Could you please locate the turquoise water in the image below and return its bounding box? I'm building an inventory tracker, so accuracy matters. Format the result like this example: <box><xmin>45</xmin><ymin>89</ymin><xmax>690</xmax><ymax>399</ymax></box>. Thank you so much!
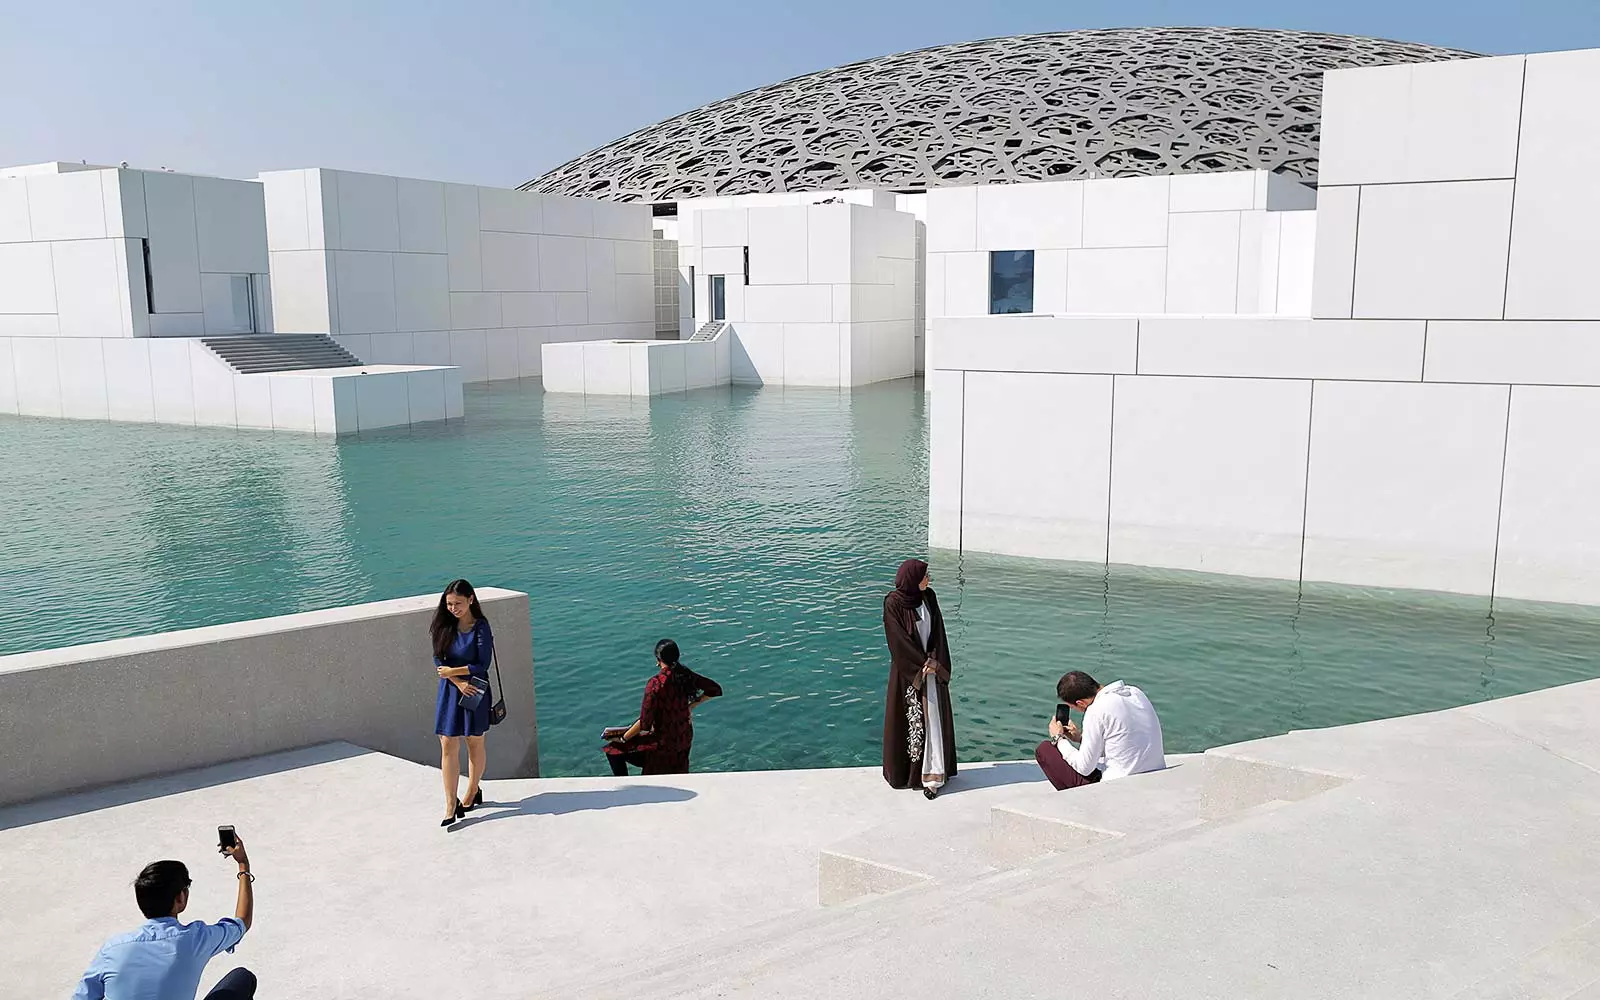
<box><xmin>4</xmin><ymin>379</ymin><xmax>1600</xmax><ymax>777</ymax></box>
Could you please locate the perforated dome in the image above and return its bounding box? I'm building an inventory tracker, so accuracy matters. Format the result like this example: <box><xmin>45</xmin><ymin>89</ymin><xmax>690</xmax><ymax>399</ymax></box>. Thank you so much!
<box><xmin>522</xmin><ymin>27</ymin><xmax>1476</xmax><ymax>203</ymax></box>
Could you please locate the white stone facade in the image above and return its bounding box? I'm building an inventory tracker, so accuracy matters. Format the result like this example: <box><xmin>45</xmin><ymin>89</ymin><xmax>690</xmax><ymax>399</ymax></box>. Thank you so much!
<box><xmin>261</xmin><ymin>168</ymin><xmax>655</xmax><ymax>382</ymax></box>
<box><xmin>928</xmin><ymin>47</ymin><xmax>1600</xmax><ymax>607</ymax></box>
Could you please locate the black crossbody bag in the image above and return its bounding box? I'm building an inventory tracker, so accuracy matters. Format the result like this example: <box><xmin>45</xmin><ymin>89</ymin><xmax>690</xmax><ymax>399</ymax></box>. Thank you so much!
<box><xmin>474</xmin><ymin>626</ymin><xmax>508</xmax><ymax>726</ymax></box>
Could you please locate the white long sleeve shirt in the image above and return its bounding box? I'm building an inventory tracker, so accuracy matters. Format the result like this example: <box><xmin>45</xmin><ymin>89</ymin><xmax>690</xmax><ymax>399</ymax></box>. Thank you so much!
<box><xmin>1058</xmin><ymin>680</ymin><xmax>1166</xmax><ymax>780</ymax></box>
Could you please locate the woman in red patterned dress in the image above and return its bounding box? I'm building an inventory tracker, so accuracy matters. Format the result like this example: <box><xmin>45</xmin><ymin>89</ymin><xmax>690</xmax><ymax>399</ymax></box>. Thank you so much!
<box><xmin>603</xmin><ymin>639</ymin><xmax>723</xmax><ymax>775</ymax></box>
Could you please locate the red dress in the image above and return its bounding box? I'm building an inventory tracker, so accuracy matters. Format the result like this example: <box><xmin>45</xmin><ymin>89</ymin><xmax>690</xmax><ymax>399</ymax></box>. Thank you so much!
<box><xmin>605</xmin><ymin>666</ymin><xmax>722</xmax><ymax>774</ymax></box>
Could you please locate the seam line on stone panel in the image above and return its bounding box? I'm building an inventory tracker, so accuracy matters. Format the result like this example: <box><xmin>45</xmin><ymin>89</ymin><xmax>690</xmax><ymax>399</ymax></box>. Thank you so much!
<box><xmin>1347</xmin><ymin>187</ymin><xmax>1362</xmax><ymax>320</ymax></box>
<box><xmin>1488</xmin><ymin>383</ymin><xmax>1514</xmax><ymax>609</ymax></box>
<box><xmin>957</xmin><ymin>370</ymin><xmax>966</xmax><ymax>553</ymax></box>
<box><xmin>1296</xmin><ymin>379</ymin><xmax>1317</xmax><ymax>591</ymax></box>
<box><xmin>1501</xmin><ymin>58</ymin><xmax>1529</xmax><ymax>322</ymax></box>
<box><xmin>1104</xmin><ymin>374</ymin><xmax>1116</xmax><ymax>568</ymax></box>
<box><xmin>1419</xmin><ymin>319</ymin><xmax>1430</xmax><ymax>382</ymax></box>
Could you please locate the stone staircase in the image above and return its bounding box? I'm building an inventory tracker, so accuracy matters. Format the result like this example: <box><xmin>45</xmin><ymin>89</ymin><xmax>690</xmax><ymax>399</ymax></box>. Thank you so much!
<box><xmin>201</xmin><ymin>334</ymin><xmax>363</xmax><ymax>374</ymax></box>
<box><xmin>688</xmin><ymin>320</ymin><xmax>726</xmax><ymax>342</ymax></box>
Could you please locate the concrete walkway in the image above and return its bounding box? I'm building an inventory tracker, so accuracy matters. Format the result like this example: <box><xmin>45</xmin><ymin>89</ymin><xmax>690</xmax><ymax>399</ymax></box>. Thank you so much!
<box><xmin>5</xmin><ymin>678</ymin><xmax>1600</xmax><ymax>999</ymax></box>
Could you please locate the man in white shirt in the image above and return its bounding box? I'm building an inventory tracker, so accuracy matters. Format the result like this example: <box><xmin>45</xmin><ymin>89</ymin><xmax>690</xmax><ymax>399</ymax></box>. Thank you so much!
<box><xmin>1036</xmin><ymin>670</ymin><xmax>1166</xmax><ymax>790</ymax></box>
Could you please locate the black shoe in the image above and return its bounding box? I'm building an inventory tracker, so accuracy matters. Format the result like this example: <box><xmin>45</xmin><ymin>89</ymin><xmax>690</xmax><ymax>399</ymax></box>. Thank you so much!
<box><xmin>923</xmin><ymin>786</ymin><xmax>939</xmax><ymax>800</ymax></box>
<box><xmin>441</xmin><ymin>801</ymin><xmax>466</xmax><ymax>827</ymax></box>
<box><xmin>460</xmin><ymin>788</ymin><xmax>483</xmax><ymax>812</ymax></box>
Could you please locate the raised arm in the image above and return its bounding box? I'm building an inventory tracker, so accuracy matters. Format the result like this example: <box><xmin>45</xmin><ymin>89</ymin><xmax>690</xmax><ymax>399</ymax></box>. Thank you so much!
<box><xmin>1061</xmin><ymin>710</ymin><xmax>1107</xmax><ymax>778</ymax></box>
<box><xmin>691</xmin><ymin>669</ymin><xmax>722</xmax><ymax>703</ymax></box>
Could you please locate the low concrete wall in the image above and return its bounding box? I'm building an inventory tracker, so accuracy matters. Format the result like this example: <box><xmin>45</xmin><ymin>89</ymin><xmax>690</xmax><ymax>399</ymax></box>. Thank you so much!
<box><xmin>0</xmin><ymin>588</ymin><xmax>538</xmax><ymax>807</ymax></box>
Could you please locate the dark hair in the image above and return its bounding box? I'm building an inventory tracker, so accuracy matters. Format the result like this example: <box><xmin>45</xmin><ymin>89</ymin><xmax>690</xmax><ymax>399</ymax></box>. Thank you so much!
<box><xmin>134</xmin><ymin>860</ymin><xmax>190</xmax><ymax>918</ymax></box>
<box><xmin>654</xmin><ymin>638</ymin><xmax>695</xmax><ymax>696</ymax></box>
<box><xmin>430</xmin><ymin>579</ymin><xmax>486</xmax><ymax>659</ymax></box>
<box><xmin>1056</xmin><ymin>670</ymin><xmax>1101</xmax><ymax>704</ymax></box>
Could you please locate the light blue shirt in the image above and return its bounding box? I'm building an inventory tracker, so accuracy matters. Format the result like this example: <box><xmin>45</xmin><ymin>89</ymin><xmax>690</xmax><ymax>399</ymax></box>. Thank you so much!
<box><xmin>73</xmin><ymin>916</ymin><xmax>246</xmax><ymax>1000</ymax></box>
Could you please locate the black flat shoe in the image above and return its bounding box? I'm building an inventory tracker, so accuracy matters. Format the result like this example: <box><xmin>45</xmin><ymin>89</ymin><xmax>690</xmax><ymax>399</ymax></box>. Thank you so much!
<box><xmin>923</xmin><ymin>786</ymin><xmax>939</xmax><ymax>800</ymax></box>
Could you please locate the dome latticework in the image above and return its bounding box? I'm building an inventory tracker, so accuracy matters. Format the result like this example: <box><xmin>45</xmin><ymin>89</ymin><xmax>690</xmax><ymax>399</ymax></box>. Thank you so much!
<box><xmin>522</xmin><ymin>27</ymin><xmax>1477</xmax><ymax>202</ymax></box>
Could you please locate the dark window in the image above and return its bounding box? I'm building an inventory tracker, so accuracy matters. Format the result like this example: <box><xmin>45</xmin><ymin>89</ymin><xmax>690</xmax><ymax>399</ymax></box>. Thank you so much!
<box><xmin>142</xmin><ymin>239</ymin><xmax>155</xmax><ymax>313</ymax></box>
<box><xmin>710</xmin><ymin>275</ymin><xmax>726</xmax><ymax>321</ymax></box>
<box><xmin>989</xmin><ymin>250</ymin><xmax>1034</xmax><ymax>315</ymax></box>
<box><xmin>742</xmin><ymin>245</ymin><xmax>750</xmax><ymax>285</ymax></box>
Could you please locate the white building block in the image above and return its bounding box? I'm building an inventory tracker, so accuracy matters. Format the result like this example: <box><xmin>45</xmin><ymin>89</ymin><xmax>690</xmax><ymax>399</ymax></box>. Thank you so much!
<box><xmin>1301</xmin><ymin>380</ymin><xmax>1508</xmax><ymax>595</ymax></box>
<box><xmin>267</xmin><ymin>250</ymin><xmax>334</xmax><ymax>334</ymax></box>
<box><xmin>193</xmin><ymin>176</ymin><xmax>268</xmax><ymax>274</ymax></box>
<box><xmin>103</xmin><ymin>170</ymin><xmax>147</xmax><ymax>239</ymax></box>
<box><xmin>449</xmin><ymin>329</ymin><xmax>489</xmax><ymax>382</ymax></box>
<box><xmin>731</xmin><ymin>325</ymin><xmax>783</xmax><ymax>383</ymax></box>
<box><xmin>354</xmin><ymin>371</ymin><xmax>410</xmax><ymax>430</ymax></box>
<box><xmin>538</xmin><ymin>235</ymin><xmax>587</xmax><ymax>292</ymax></box>
<box><xmin>940</xmin><ymin>251</ymin><xmax>988</xmax><ymax>317</ymax></box>
<box><xmin>516</xmin><ymin>328</ymin><xmax>545</xmax><ymax>378</ymax></box>
<box><xmin>367</xmin><ymin>332</ymin><xmax>419</xmax><ymax>365</ymax></box>
<box><xmin>407</xmin><ymin>369</ymin><xmax>448</xmax><ymax>421</ymax></box>
<box><xmin>927</xmin><ymin>367</ymin><xmax>964</xmax><ymax>548</ymax></box>
<box><xmin>485</xmin><ymin>328</ymin><xmax>519</xmax><ymax>380</ymax></box>
<box><xmin>1275</xmin><ymin>211</ymin><xmax>1317</xmax><ymax>316</ymax></box>
<box><xmin>930</xmin><ymin>316</ymin><xmax>1136</xmax><ymax>374</ymax></box>
<box><xmin>261</xmin><ymin>171</ymin><xmax>311</xmax><ymax>251</ymax></box>
<box><xmin>540</xmin><ymin>341</ymin><xmax>586</xmax><ymax>392</ymax></box>
<box><xmin>11</xmin><ymin>337</ymin><xmax>61</xmax><ymax>416</ymax></box>
<box><xmin>1109</xmin><ymin>375</ymin><xmax>1311</xmax><ymax>580</ymax></box>
<box><xmin>189</xmin><ymin>345</ymin><xmax>236</xmax><ymax>426</ymax></box>
<box><xmin>1309</xmin><ymin>186</ymin><xmax>1358</xmax><ymax>319</ymax></box>
<box><xmin>1495</xmin><ymin>385</ymin><xmax>1600</xmax><ymax>604</ymax></box>
<box><xmin>267</xmin><ymin>376</ymin><xmax>317</xmax><ymax>432</ymax></box>
<box><xmin>148</xmin><ymin>338</ymin><xmax>195</xmax><ymax>425</ymax></box>
<box><xmin>580</xmin><ymin>340</ymin><xmax>634</xmax><ymax>394</ymax></box>
<box><xmin>701</xmin><ymin>246</ymin><xmax>744</xmax><ymax>276</ymax></box>
<box><xmin>1423</xmin><ymin>321</ymin><xmax>1600</xmax><ymax>386</ymax></box>
<box><xmin>749</xmin><ymin>207</ymin><xmax>808</xmax><ymax>284</ymax></box>
<box><xmin>924</xmin><ymin>185</ymin><xmax>977</xmax><ymax>252</ymax></box>
<box><xmin>585</xmin><ymin>239</ymin><xmax>615</xmax><ymax>290</ymax></box>
<box><xmin>1353</xmin><ymin>179</ymin><xmax>1513</xmax><ymax>320</ymax></box>
<box><xmin>200</xmin><ymin>273</ymin><xmax>257</xmax><ymax>335</ymax></box>
<box><xmin>143</xmin><ymin>171</ymin><xmax>203</xmax><ymax>314</ymax></box>
<box><xmin>615</xmin><ymin>239</ymin><xmax>650</xmax><ymax>275</ymax></box>
<box><xmin>502</xmin><ymin>292</ymin><xmax>557</xmax><ymax>327</ymax></box>
<box><xmin>309</xmin><ymin>379</ymin><xmax>338</xmax><ymax>435</ymax></box>
<box><xmin>780</xmin><ymin>323</ymin><xmax>841</xmax><ymax>386</ymax></box>
<box><xmin>1136</xmin><ymin>318</ymin><xmax>1425</xmax><ymax>381</ymax></box>
<box><xmin>333</xmin><ymin>171</ymin><xmax>400</xmax><ymax>252</ymax></box>
<box><xmin>396</xmin><ymin>178</ymin><xmax>448</xmax><ymax>254</ymax></box>
<box><xmin>1031</xmin><ymin>248</ymin><xmax>1068</xmax><ymax>314</ymax></box>
<box><xmin>647</xmin><ymin>343</ymin><xmax>688</xmax><ymax>394</ymax></box>
<box><xmin>806</xmin><ymin>205</ymin><xmax>852</xmax><ymax>284</ymax></box>
<box><xmin>554</xmin><ymin>292</ymin><xmax>587</xmax><ymax>325</ymax></box>
<box><xmin>1320</xmin><ymin>58</ymin><xmax>1525</xmax><ymax>186</ymax></box>
<box><xmin>1082</xmin><ymin>176</ymin><xmax>1169</xmax><ymax>248</ymax></box>
<box><xmin>55</xmin><ymin>338</ymin><xmax>109</xmax><ymax>419</ymax></box>
<box><xmin>392</xmin><ymin>253</ymin><xmax>451</xmax><ymax>332</ymax></box>
<box><xmin>973</xmin><ymin>179</ymin><xmax>1084</xmax><ymax>251</ymax></box>
<box><xmin>0</xmin><ymin>242</ymin><xmax>58</xmax><ymax>314</ymax></box>
<box><xmin>0</xmin><ymin>338</ymin><xmax>17</xmax><ymax>413</ymax></box>
<box><xmin>0</xmin><ymin>178</ymin><xmax>31</xmax><ymax>242</ymax></box>
<box><xmin>1165</xmin><ymin>211</ymin><xmax>1241</xmax><ymax>314</ymax></box>
<box><xmin>1504</xmin><ymin>48</ymin><xmax>1600</xmax><ymax>320</ymax></box>
<box><xmin>25</xmin><ymin>171</ymin><xmax>106</xmax><ymax>241</ymax></box>
<box><xmin>1066</xmin><ymin>248</ymin><xmax>1166</xmax><ymax>313</ymax></box>
<box><xmin>1169</xmin><ymin>172</ymin><xmax>1256</xmax><ymax>213</ymax></box>
<box><xmin>333</xmin><ymin>251</ymin><xmax>398</xmax><ymax>334</ymax></box>
<box><xmin>477</xmin><ymin>187</ymin><xmax>542</xmax><ymax>235</ymax></box>
<box><xmin>232</xmin><ymin>375</ymin><xmax>275</xmax><ymax>430</ymax></box>
<box><xmin>0</xmin><ymin>315</ymin><xmax>58</xmax><ymax>336</ymax></box>
<box><xmin>149</xmin><ymin>313</ymin><xmax>205</xmax><ymax>337</ymax></box>
<box><xmin>482</xmin><ymin>231</ymin><xmax>541</xmax><ymax>292</ymax></box>
<box><xmin>618</xmin><ymin>273</ymin><xmax>653</xmax><ymax>324</ymax></box>
<box><xmin>743</xmin><ymin>285</ymin><xmax>832</xmax><ymax>324</ymax></box>
<box><xmin>52</xmin><ymin>240</ymin><xmax>127</xmax><ymax>337</ymax></box>
<box><xmin>100</xmin><ymin>339</ymin><xmax>155</xmax><ymax>422</ymax></box>
<box><xmin>542</xmin><ymin>196</ymin><xmax>593</xmax><ymax>238</ymax></box>
<box><xmin>961</xmin><ymin>371</ymin><xmax>1113</xmax><ymax>561</ymax></box>
<box><xmin>592</xmin><ymin>200</ymin><xmax>647</xmax><ymax>241</ymax></box>
<box><xmin>444</xmin><ymin>183</ymin><xmax>482</xmax><ymax>292</ymax></box>
<box><xmin>698</xmin><ymin>209</ymin><xmax>748</xmax><ymax>248</ymax></box>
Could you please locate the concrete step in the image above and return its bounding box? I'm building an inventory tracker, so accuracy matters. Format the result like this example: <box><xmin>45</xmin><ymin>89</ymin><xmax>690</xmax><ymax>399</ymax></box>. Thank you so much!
<box><xmin>1447</xmin><ymin>916</ymin><xmax>1600</xmax><ymax>999</ymax></box>
<box><xmin>201</xmin><ymin>334</ymin><xmax>363</xmax><ymax>375</ymax></box>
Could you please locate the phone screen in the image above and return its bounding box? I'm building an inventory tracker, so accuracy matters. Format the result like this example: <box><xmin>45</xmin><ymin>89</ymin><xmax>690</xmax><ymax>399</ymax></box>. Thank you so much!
<box><xmin>1054</xmin><ymin>704</ymin><xmax>1073</xmax><ymax>727</ymax></box>
<box><xmin>218</xmin><ymin>825</ymin><xmax>237</xmax><ymax>849</ymax></box>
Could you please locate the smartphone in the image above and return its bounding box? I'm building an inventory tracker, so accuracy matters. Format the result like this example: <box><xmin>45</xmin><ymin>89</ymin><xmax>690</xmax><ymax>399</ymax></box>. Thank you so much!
<box><xmin>1054</xmin><ymin>704</ymin><xmax>1073</xmax><ymax>727</ymax></box>
<box><xmin>218</xmin><ymin>825</ymin><xmax>237</xmax><ymax>850</ymax></box>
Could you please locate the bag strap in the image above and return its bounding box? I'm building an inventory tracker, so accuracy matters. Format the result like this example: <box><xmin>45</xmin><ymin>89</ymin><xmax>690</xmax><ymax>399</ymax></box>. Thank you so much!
<box><xmin>490</xmin><ymin>645</ymin><xmax>504</xmax><ymax>699</ymax></box>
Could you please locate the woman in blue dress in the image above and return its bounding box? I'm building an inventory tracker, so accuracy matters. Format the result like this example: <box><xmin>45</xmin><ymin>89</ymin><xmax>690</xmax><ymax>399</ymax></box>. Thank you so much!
<box><xmin>431</xmin><ymin>579</ymin><xmax>494</xmax><ymax>828</ymax></box>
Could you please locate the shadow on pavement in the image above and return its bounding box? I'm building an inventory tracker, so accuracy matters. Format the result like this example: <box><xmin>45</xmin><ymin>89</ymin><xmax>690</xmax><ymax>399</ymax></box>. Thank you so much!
<box><xmin>452</xmin><ymin>784</ymin><xmax>697</xmax><ymax>830</ymax></box>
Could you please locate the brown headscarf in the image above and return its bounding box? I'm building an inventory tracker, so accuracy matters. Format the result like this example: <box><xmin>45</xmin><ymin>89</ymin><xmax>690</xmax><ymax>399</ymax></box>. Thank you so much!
<box><xmin>889</xmin><ymin>558</ymin><xmax>929</xmax><ymax>634</ymax></box>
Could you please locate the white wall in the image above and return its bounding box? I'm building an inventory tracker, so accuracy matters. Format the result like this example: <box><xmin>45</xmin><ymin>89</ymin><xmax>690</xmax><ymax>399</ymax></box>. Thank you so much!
<box><xmin>0</xmin><ymin>167</ymin><xmax>269</xmax><ymax>339</ymax></box>
<box><xmin>676</xmin><ymin>200</ymin><xmax>916</xmax><ymax>387</ymax></box>
<box><xmin>923</xmin><ymin>171</ymin><xmax>1316</xmax><ymax>335</ymax></box>
<box><xmin>262</xmin><ymin>168</ymin><xmax>653</xmax><ymax>382</ymax></box>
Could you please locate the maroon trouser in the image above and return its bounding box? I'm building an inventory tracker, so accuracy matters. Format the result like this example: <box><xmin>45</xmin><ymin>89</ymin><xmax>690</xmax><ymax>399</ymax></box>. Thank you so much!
<box><xmin>1035</xmin><ymin>741</ymin><xmax>1103</xmax><ymax>790</ymax></box>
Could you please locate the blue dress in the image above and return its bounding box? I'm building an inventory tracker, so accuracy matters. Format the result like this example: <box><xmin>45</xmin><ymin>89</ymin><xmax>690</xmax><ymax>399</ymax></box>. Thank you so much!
<box><xmin>434</xmin><ymin>620</ymin><xmax>494</xmax><ymax>737</ymax></box>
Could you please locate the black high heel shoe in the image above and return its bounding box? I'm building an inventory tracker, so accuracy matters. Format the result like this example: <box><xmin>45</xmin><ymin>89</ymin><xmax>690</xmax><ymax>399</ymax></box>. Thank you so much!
<box><xmin>440</xmin><ymin>800</ymin><xmax>466</xmax><ymax>827</ymax></box>
<box><xmin>460</xmin><ymin>788</ymin><xmax>483</xmax><ymax>812</ymax></box>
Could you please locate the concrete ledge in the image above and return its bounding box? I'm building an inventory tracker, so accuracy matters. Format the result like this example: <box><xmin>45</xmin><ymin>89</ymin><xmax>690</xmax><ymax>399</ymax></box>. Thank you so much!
<box><xmin>0</xmin><ymin>588</ymin><xmax>538</xmax><ymax>806</ymax></box>
<box><xmin>818</xmin><ymin>850</ymin><xmax>931</xmax><ymax>906</ymax></box>
<box><xmin>1198</xmin><ymin>750</ymin><xmax>1351</xmax><ymax>820</ymax></box>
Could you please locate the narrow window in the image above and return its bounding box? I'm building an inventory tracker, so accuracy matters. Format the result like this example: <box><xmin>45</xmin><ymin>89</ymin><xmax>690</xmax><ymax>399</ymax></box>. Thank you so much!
<box><xmin>142</xmin><ymin>238</ymin><xmax>155</xmax><ymax>313</ymax></box>
<box><xmin>742</xmin><ymin>245</ymin><xmax>750</xmax><ymax>285</ymax></box>
<box><xmin>710</xmin><ymin>275</ymin><xmax>726</xmax><ymax>322</ymax></box>
<box><xmin>988</xmin><ymin>250</ymin><xmax>1035</xmax><ymax>315</ymax></box>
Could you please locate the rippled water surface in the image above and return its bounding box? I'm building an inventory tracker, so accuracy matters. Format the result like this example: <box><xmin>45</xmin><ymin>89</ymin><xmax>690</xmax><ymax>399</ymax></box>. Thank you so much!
<box><xmin>4</xmin><ymin>379</ymin><xmax>1600</xmax><ymax>777</ymax></box>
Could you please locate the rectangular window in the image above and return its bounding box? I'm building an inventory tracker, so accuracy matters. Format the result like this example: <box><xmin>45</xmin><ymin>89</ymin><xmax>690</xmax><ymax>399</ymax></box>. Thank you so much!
<box><xmin>142</xmin><ymin>239</ymin><xmax>155</xmax><ymax>313</ymax></box>
<box><xmin>742</xmin><ymin>245</ymin><xmax>750</xmax><ymax>285</ymax></box>
<box><xmin>988</xmin><ymin>250</ymin><xmax>1035</xmax><ymax>315</ymax></box>
<box><xmin>710</xmin><ymin>275</ymin><xmax>726</xmax><ymax>321</ymax></box>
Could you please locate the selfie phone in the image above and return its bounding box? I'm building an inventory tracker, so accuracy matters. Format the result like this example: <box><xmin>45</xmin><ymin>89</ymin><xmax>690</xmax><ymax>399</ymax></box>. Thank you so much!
<box><xmin>218</xmin><ymin>825</ymin><xmax>237</xmax><ymax>850</ymax></box>
<box><xmin>1054</xmin><ymin>704</ymin><xmax>1073</xmax><ymax>727</ymax></box>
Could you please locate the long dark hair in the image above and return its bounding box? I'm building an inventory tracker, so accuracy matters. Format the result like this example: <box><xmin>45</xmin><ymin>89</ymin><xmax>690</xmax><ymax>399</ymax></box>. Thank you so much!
<box><xmin>431</xmin><ymin>579</ymin><xmax>485</xmax><ymax>659</ymax></box>
<box><xmin>655</xmin><ymin>638</ymin><xmax>695</xmax><ymax>696</ymax></box>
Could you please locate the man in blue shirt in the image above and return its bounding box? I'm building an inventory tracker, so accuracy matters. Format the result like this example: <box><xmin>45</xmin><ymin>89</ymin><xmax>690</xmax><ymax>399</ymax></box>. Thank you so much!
<box><xmin>73</xmin><ymin>834</ymin><xmax>257</xmax><ymax>999</ymax></box>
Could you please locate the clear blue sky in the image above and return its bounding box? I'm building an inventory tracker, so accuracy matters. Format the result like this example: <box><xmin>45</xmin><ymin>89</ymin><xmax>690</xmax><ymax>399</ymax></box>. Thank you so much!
<box><xmin>2</xmin><ymin>0</ymin><xmax>1595</xmax><ymax>188</ymax></box>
